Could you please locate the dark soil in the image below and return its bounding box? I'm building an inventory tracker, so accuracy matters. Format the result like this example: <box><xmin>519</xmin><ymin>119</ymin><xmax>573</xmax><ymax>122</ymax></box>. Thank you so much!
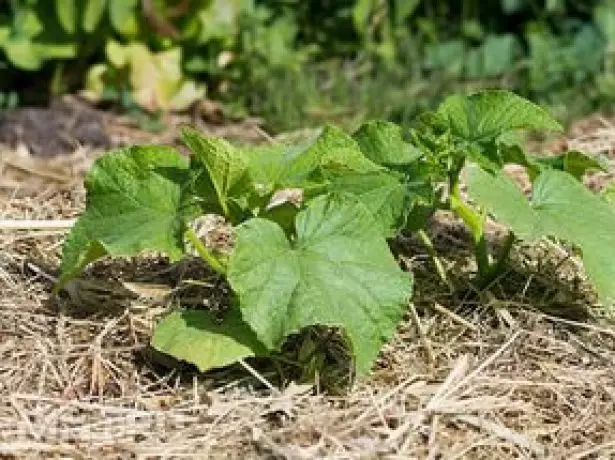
<box><xmin>0</xmin><ymin>98</ymin><xmax>110</xmax><ymax>156</ymax></box>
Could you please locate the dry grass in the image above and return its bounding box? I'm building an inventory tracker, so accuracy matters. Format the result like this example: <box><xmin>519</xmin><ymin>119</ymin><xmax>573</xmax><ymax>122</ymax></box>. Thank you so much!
<box><xmin>1</xmin><ymin>188</ymin><xmax>615</xmax><ymax>459</ymax></box>
<box><xmin>1</xmin><ymin>120</ymin><xmax>615</xmax><ymax>459</ymax></box>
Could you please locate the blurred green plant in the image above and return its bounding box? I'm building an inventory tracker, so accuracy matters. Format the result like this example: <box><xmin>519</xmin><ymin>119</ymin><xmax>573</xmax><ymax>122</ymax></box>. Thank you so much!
<box><xmin>3</xmin><ymin>0</ymin><xmax>615</xmax><ymax>130</ymax></box>
<box><xmin>82</xmin><ymin>41</ymin><xmax>205</xmax><ymax>112</ymax></box>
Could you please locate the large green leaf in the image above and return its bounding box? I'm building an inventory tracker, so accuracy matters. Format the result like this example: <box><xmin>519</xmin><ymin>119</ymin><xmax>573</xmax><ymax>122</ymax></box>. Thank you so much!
<box><xmin>243</xmin><ymin>143</ymin><xmax>290</xmax><ymax>196</ymax></box>
<box><xmin>353</xmin><ymin>121</ymin><xmax>421</xmax><ymax>167</ymax></box>
<box><xmin>531</xmin><ymin>170</ymin><xmax>615</xmax><ymax>305</ymax></box>
<box><xmin>467</xmin><ymin>165</ymin><xmax>615</xmax><ymax>305</ymax></box>
<box><xmin>438</xmin><ymin>90</ymin><xmax>562</xmax><ymax>142</ymax></box>
<box><xmin>151</xmin><ymin>309</ymin><xmax>268</xmax><ymax>372</ymax></box>
<box><xmin>58</xmin><ymin>146</ymin><xmax>197</xmax><ymax>286</ymax></box>
<box><xmin>327</xmin><ymin>171</ymin><xmax>409</xmax><ymax>238</ymax></box>
<box><xmin>228</xmin><ymin>194</ymin><xmax>413</xmax><ymax>375</ymax></box>
<box><xmin>181</xmin><ymin>128</ymin><xmax>249</xmax><ymax>219</ymax></box>
<box><xmin>281</xmin><ymin>125</ymin><xmax>381</xmax><ymax>185</ymax></box>
<box><xmin>464</xmin><ymin>165</ymin><xmax>541</xmax><ymax>240</ymax></box>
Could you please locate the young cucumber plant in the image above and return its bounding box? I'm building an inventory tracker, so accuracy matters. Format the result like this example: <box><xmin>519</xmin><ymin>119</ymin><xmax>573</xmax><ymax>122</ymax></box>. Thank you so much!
<box><xmin>58</xmin><ymin>90</ymin><xmax>615</xmax><ymax>378</ymax></box>
<box><xmin>410</xmin><ymin>91</ymin><xmax>614</xmax><ymax>295</ymax></box>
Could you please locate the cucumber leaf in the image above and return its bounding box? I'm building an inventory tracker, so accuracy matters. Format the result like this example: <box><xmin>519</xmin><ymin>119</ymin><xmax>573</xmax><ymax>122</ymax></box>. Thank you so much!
<box><xmin>228</xmin><ymin>194</ymin><xmax>412</xmax><ymax>375</ymax></box>
<box><xmin>467</xmin><ymin>165</ymin><xmax>615</xmax><ymax>306</ymax></box>
<box><xmin>151</xmin><ymin>309</ymin><xmax>268</xmax><ymax>372</ymax></box>
<box><xmin>281</xmin><ymin>125</ymin><xmax>381</xmax><ymax>185</ymax></box>
<box><xmin>58</xmin><ymin>146</ymin><xmax>198</xmax><ymax>287</ymax></box>
<box><xmin>181</xmin><ymin>128</ymin><xmax>249</xmax><ymax>220</ymax></box>
<box><xmin>353</xmin><ymin>120</ymin><xmax>422</xmax><ymax>166</ymax></box>
<box><xmin>529</xmin><ymin>150</ymin><xmax>609</xmax><ymax>180</ymax></box>
<box><xmin>326</xmin><ymin>171</ymin><xmax>409</xmax><ymax>238</ymax></box>
<box><xmin>438</xmin><ymin>90</ymin><xmax>562</xmax><ymax>142</ymax></box>
<box><xmin>464</xmin><ymin>165</ymin><xmax>540</xmax><ymax>240</ymax></box>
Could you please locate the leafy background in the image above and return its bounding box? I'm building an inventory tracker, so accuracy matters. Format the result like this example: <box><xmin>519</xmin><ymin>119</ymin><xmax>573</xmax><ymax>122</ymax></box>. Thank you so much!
<box><xmin>2</xmin><ymin>0</ymin><xmax>615</xmax><ymax>129</ymax></box>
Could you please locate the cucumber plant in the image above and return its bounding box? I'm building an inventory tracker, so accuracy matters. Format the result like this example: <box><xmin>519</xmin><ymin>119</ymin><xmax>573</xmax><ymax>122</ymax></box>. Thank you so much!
<box><xmin>58</xmin><ymin>90</ymin><xmax>615</xmax><ymax>378</ymax></box>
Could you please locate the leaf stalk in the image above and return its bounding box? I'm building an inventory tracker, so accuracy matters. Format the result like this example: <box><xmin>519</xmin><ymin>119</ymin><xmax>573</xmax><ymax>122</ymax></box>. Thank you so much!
<box><xmin>449</xmin><ymin>181</ymin><xmax>491</xmax><ymax>277</ymax></box>
<box><xmin>185</xmin><ymin>227</ymin><xmax>227</xmax><ymax>276</ymax></box>
<box><xmin>417</xmin><ymin>229</ymin><xmax>455</xmax><ymax>292</ymax></box>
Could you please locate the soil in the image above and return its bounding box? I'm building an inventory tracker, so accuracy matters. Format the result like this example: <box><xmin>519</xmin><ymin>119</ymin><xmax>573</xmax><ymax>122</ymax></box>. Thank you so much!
<box><xmin>0</xmin><ymin>96</ymin><xmax>268</xmax><ymax>158</ymax></box>
<box><xmin>0</xmin><ymin>98</ymin><xmax>110</xmax><ymax>157</ymax></box>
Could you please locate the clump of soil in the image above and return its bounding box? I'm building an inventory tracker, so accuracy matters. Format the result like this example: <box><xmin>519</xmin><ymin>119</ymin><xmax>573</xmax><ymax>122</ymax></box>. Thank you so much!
<box><xmin>0</xmin><ymin>98</ymin><xmax>110</xmax><ymax>156</ymax></box>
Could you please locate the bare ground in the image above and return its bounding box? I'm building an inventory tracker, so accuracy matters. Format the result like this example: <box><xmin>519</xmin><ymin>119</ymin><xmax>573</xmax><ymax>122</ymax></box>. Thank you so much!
<box><xmin>1</xmin><ymin>114</ymin><xmax>615</xmax><ymax>459</ymax></box>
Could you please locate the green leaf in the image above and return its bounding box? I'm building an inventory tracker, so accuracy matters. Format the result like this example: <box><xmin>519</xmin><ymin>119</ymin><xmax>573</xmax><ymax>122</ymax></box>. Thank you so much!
<box><xmin>438</xmin><ymin>90</ymin><xmax>562</xmax><ymax>142</ymax></box>
<box><xmin>245</xmin><ymin>127</ymin><xmax>381</xmax><ymax>199</ymax></box>
<box><xmin>498</xmin><ymin>135</ymin><xmax>535</xmax><ymax>170</ymax></box>
<box><xmin>239</xmin><ymin>126</ymin><xmax>385</xmax><ymax>216</ymax></box>
<box><xmin>529</xmin><ymin>151</ymin><xmax>609</xmax><ymax>180</ymax></box>
<box><xmin>327</xmin><ymin>171</ymin><xmax>408</xmax><ymax>238</ymax></box>
<box><xmin>109</xmin><ymin>0</ymin><xmax>138</xmax><ymax>36</ymax></box>
<box><xmin>55</xmin><ymin>0</ymin><xmax>76</xmax><ymax>34</ymax></box>
<box><xmin>228</xmin><ymin>194</ymin><xmax>412</xmax><ymax>375</ymax></box>
<box><xmin>467</xmin><ymin>165</ymin><xmax>615</xmax><ymax>306</ymax></box>
<box><xmin>243</xmin><ymin>143</ymin><xmax>290</xmax><ymax>196</ymax></box>
<box><xmin>181</xmin><ymin>128</ymin><xmax>249</xmax><ymax>220</ymax></box>
<box><xmin>83</xmin><ymin>0</ymin><xmax>107</xmax><ymax>32</ymax></box>
<box><xmin>530</xmin><ymin>170</ymin><xmax>615</xmax><ymax>305</ymax></box>
<box><xmin>604</xmin><ymin>184</ymin><xmax>615</xmax><ymax>210</ymax></box>
<box><xmin>151</xmin><ymin>309</ymin><xmax>268</xmax><ymax>372</ymax></box>
<box><xmin>353</xmin><ymin>121</ymin><xmax>421</xmax><ymax>166</ymax></box>
<box><xmin>281</xmin><ymin>125</ymin><xmax>381</xmax><ymax>185</ymax></box>
<box><xmin>465</xmin><ymin>165</ymin><xmax>541</xmax><ymax>240</ymax></box>
<box><xmin>58</xmin><ymin>146</ymin><xmax>195</xmax><ymax>286</ymax></box>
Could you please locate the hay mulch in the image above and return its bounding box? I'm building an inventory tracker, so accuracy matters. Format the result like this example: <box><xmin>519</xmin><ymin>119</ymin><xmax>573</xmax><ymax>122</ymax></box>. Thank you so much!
<box><xmin>1</xmin><ymin>117</ymin><xmax>615</xmax><ymax>459</ymax></box>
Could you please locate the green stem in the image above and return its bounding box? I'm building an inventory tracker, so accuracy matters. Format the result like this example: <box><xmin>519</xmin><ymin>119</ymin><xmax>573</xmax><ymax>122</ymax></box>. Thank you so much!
<box><xmin>477</xmin><ymin>231</ymin><xmax>515</xmax><ymax>289</ymax></box>
<box><xmin>417</xmin><ymin>229</ymin><xmax>455</xmax><ymax>292</ymax></box>
<box><xmin>449</xmin><ymin>182</ymin><xmax>491</xmax><ymax>278</ymax></box>
<box><xmin>185</xmin><ymin>228</ymin><xmax>226</xmax><ymax>276</ymax></box>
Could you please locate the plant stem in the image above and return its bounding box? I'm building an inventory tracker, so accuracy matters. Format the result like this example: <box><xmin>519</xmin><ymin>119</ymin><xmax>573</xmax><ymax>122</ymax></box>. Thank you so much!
<box><xmin>448</xmin><ymin>182</ymin><xmax>491</xmax><ymax>277</ymax></box>
<box><xmin>492</xmin><ymin>230</ymin><xmax>515</xmax><ymax>275</ymax></box>
<box><xmin>477</xmin><ymin>231</ymin><xmax>515</xmax><ymax>289</ymax></box>
<box><xmin>474</xmin><ymin>235</ymin><xmax>491</xmax><ymax>279</ymax></box>
<box><xmin>417</xmin><ymin>229</ymin><xmax>455</xmax><ymax>292</ymax></box>
<box><xmin>185</xmin><ymin>227</ymin><xmax>226</xmax><ymax>276</ymax></box>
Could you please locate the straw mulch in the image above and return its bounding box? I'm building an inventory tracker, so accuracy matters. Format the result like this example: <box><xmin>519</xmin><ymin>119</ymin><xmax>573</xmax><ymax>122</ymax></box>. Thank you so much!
<box><xmin>1</xmin><ymin>116</ymin><xmax>615</xmax><ymax>459</ymax></box>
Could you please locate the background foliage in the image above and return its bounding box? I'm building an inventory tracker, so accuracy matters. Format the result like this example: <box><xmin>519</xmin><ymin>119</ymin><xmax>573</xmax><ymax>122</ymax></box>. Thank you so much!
<box><xmin>2</xmin><ymin>0</ymin><xmax>615</xmax><ymax>130</ymax></box>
